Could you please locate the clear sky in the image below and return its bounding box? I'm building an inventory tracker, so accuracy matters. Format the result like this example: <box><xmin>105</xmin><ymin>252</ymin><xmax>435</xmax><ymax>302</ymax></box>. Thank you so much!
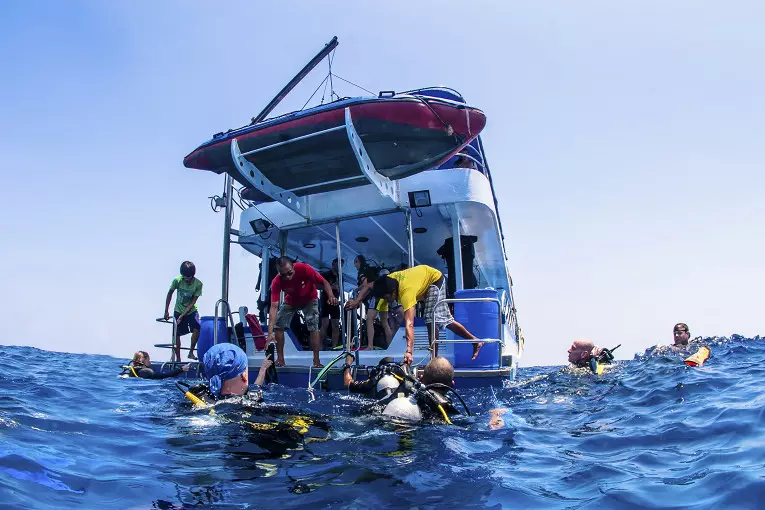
<box><xmin>1</xmin><ymin>1</ymin><xmax>762</xmax><ymax>367</ymax></box>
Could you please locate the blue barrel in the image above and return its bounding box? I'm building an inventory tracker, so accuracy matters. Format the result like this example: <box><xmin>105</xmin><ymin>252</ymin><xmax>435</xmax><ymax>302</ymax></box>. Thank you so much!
<box><xmin>453</xmin><ymin>288</ymin><xmax>501</xmax><ymax>369</ymax></box>
<box><xmin>197</xmin><ymin>316</ymin><xmax>229</xmax><ymax>371</ymax></box>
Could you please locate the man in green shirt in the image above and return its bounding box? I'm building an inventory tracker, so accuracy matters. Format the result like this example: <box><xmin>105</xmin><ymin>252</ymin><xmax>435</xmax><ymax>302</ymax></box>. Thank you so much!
<box><xmin>164</xmin><ymin>261</ymin><xmax>203</xmax><ymax>360</ymax></box>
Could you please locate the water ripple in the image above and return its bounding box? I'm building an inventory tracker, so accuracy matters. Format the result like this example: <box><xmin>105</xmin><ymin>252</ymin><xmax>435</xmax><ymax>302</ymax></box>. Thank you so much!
<box><xmin>0</xmin><ymin>339</ymin><xmax>763</xmax><ymax>508</ymax></box>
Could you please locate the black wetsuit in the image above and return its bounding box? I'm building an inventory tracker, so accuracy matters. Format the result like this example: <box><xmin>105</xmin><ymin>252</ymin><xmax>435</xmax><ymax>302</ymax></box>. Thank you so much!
<box><xmin>184</xmin><ymin>383</ymin><xmax>264</xmax><ymax>406</ymax></box>
<box><xmin>347</xmin><ymin>364</ymin><xmax>459</xmax><ymax>421</ymax></box>
<box><xmin>125</xmin><ymin>363</ymin><xmax>184</xmax><ymax>380</ymax></box>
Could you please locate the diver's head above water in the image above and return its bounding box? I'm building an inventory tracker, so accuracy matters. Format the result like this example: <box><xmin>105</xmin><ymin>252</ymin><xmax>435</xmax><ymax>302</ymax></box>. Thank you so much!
<box><xmin>132</xmin><ymin>351</ymin><xmax>150</xmax><ymax>367</ymax></box>
<box><xmin>567</xmin><ymin>339</ymin><xmax>602</xmax><ymax>367</ymax></box>
<box><xmin>203</xmin><ymin>343</ymin><xmax>249</xmax><ymax>398</ymax></box>
<box><xmin>421</xmin><ymin>356</ymin><xmax>454</xmax><ymax>389</ymax></box>
<box><xmin>673</xmin><ymin>323</ymin><xmax>690</xmax><ymax>346</ymax></box>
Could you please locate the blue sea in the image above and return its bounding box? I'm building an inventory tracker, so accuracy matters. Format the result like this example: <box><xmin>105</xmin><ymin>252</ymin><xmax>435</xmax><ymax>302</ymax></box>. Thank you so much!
<box><xmin>1</xmin><ymin>337</ymin><xmax>764</xmax><ymax>509</ymax></box>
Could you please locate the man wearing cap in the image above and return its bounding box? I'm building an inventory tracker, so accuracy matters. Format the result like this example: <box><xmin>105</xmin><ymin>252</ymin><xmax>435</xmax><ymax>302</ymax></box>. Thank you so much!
<box><xmin>199</xmin><ymin>343</ymin><xmax>273</xmax><ymax>401</ymax></box>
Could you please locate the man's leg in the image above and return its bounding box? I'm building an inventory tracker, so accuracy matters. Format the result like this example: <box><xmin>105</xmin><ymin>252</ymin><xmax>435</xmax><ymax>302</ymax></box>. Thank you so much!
<box><xmin>274</xmin><ymin>329</ymin><xmax>286</xmax><ymax>366</ymax></box>
<box><xmin>446</xmin><ymin>321</ymin><xmax>483</xmax><ymax>359</ymax></box>
<box><xmin>273</xmin><ymin>303</ymin><xmax>296</xmax><ymax>367</ymax></box>
<box><xmin>319</xmin><ymin>317</ymin><xmax>330</xmax><ymax>348</ymax></box>
<box><xmin>310</xmin><ymin>331</ymin><xmax>323</xmax><ymax>367</ymax></box>
<box><xmin>174</xmin><ymin>334</ymin><xmax>182</xmax><ymax>361</ymax></box>
<box><xmin>188</xmin><ymin>329</ymin><xmax>200</xmax><ymax>360</ymax></box>
<box><xmin>303</xmin><ymin>300</ymin><xmax>323</xmax><ymax>367</ymax></box>
<box><xmin>366</xmin><ymin>309</ymin><xmax>377</xmax><ymax>350</ymax></box>
<box><xmin>187</xmin><ymin>312</ymin><xmax>201</xmax><ymax>360</ymax></box>
<box><xmin>331</xmin><ymin>318</ymin><xmax>340</xmax><ymax>348</ymax></box>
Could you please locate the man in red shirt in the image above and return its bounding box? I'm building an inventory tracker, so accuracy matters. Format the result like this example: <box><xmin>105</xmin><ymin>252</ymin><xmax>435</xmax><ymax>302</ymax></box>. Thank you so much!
<box><xmin>267</xmin><ymin>257</ymin><xmax>338</xmax><ymax>368</ymax></box>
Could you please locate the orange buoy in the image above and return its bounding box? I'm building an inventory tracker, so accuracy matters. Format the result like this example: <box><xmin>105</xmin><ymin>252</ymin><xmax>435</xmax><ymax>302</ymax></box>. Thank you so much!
<box><xmin>684</xmin><ymin>346</ymin><xmax>711</xmax><ymax>367</ymax></box>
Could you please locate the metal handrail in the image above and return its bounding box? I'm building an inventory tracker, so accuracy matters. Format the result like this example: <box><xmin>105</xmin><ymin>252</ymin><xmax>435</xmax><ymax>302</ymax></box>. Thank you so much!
<box><xmin>213</xmin><ymin>299</ymin><xmax>237</xmax><ymax>345</ymax></box>
<box><xmin>155</xmin><ymin>317</ymin><xmax>178</xmax><ymax>362</ymax></box>
<box><xmin>429</xmin><ymin>297</ymin><xmax>503</xmax><ymax>351</ymax></box>
<box><xmin>153</xmin><ymin>343</ymin><xmax>193</xmax><ymax>351</ymax></box>
<box><xmin>158</xmin><ymin>361</ymin><xmax>200</xmax><ymax>378</ymax></box>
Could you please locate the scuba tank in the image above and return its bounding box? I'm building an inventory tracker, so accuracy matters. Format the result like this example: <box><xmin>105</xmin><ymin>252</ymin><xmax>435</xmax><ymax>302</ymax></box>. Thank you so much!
<box><xmin>374</xmin><ymin>362</ymin><xmax>471</xmax><ymax>424</ymax></box>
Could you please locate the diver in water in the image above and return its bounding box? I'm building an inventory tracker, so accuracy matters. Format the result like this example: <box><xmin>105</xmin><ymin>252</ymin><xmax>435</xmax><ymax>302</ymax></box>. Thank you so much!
<box><xmin>567</xmin><ymin>339</ymin><xmax>620</xmax><ymax>374</ymax></box>
<box><xmin>179</xmin><ymin>342</ymin><xmax>332</xmax><ymax>453</ymax></box>
<box><xmin>342</xmin><ymin>355</ymin><xmax>469</xmax><ymax>424</ymax></box>
<box><xmin>673</xmin><ymin>323</ymin><xmax>691</xmax><ymax>346</ymax></box>
<box><xmin>178</xmin><ymin>343</ymin><xmax>276</xmax><ymax>405</ymax></box>
<box><xmin>122</xmin><ymin>351</ymin><xmax>190</xmax><ymax>379</ymax></box>
<box><xmin>671</xmin><ymin>323</ymin><xmax>711</xmax><ymax>366</ymax></box>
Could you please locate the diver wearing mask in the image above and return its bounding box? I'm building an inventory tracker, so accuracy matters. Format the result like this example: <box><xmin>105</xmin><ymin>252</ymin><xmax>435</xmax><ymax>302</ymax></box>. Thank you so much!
<box><xmin>122</xmin><ymin>351</ymin><xmax>190</xmax><ymax>379</ymax></box>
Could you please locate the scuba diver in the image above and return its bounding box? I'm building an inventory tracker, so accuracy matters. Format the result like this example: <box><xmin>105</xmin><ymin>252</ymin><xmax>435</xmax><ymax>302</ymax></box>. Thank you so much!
<box><xmin>566</xmin><ymin>340</ymin><xmax>620</xmax><ymax>374</ymax></box>
<box><xmin>342</xmin><ymin>355</ymin><xmax>470</xmax><ymax>424</ymax></box>
<box><xmin>177</xmin><ymin>342</ymin><xmax>277</xmax><ymax>406</ymax></box>
<box><xmin>121</xmin><ymin>351</ymin><xmax>190</xmax><ymax>379</ymax></box>
<box><xmin>177</xmin><ymin>342</ymin><xmax>331</xmax><ymax>454</ymax></box>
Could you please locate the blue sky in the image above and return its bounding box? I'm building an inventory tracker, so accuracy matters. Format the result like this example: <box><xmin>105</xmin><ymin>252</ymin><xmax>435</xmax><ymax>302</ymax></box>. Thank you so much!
<box><xmin>1</xmin><ymin>1</ymin><xmax>762</xmax><ymax>367</ymax></box>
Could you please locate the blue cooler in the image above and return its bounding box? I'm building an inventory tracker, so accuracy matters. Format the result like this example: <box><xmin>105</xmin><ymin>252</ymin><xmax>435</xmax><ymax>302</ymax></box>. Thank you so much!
<box><xmin>452</xmin><ymin>288</ymin><xmax>501</xmax><ymax>369</ymax></box>
<box><xmin>197</xmin><ymin>316</ymin><xmax>229</xmax><ymax>371</ymax></box>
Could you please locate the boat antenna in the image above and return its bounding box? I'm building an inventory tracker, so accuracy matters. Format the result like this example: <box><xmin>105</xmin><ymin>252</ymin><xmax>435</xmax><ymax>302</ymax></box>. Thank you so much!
<box><xmin>251</xmin><ymin>36</ymin><xmax>339</xmax><ymax>125</ymax></box>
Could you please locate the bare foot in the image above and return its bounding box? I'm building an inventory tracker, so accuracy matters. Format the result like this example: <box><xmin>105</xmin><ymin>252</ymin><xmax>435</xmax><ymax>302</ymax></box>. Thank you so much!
<box><xmin>275</xmin><ymin>359</ymin><xmax>286</xmax><ymax>367</ymax></box>
<box><xmin>188</xmin><ymin>352</ymin><xmax>197</xmax><ymax>360</ymax></box>
<box><xmin>313</xmin><ymin>362</ymin><xmax>325</xmax><ymax>369</ymax></box>
<box><xmin>471</xmin><ymin>342</ymin><xmax>484</xmax><ymax>360</ymax></box>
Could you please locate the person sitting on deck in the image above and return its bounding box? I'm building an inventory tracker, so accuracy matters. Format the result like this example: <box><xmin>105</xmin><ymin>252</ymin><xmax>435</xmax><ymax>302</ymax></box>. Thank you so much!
<box><xmin>163</xmin><ymin>261</ymin><xmax>203</xmax><ymax>360</ymax></box>
<box><xmin>319</xmin><ymin>258</ymin><xmax>342</xmax><ymax>349</ymax></box>
<box><xmin>267</xmin><ymin>257</ymin><xmax>338</xmax><ymax>368</ymax></box>
<box><xmin>123</xmin><ymin>351</ymin><xmax>190</xmax><ymax>379</ymax></box>
<box><xmin>347</xmin><ymin>265</ymin><xmax>483</xmax><ymax>365</ymax></box>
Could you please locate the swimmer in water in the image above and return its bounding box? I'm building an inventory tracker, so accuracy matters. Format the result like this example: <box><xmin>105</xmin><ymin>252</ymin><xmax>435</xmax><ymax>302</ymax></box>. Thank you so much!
<box><xmin>123</xmin><ymin>351</ymin><xmax>190</xmax><ymax>379</ymax></box>
<box><xmin>673</xmin><ymin>323</ymin><xmax>691</xmax><ymax>346</ymax></box>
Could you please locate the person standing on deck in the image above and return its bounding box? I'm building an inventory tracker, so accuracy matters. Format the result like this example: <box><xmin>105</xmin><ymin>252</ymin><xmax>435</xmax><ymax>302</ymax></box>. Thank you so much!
<box><xmin>164</xmin><ymin>261</ymin><xmax>203</xmax><ymax>360</ymax></box>
<box><xmin>348</xmin><ymin>265</ymin><xmax>483</xmax><ymax>365</ymax></box>
<box><xmin>319</xmin><ymin>258</ymin><xmax>342</xmax><ymax>349</ymax></box>
<box><xmin>267</xmin><ymin>257</ymin><xmax>338</xmax><ymax>368</ymax></box>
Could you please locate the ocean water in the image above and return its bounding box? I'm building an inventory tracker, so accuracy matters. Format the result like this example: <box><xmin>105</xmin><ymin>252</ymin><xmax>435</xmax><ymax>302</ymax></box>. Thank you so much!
<box><xmin>1</xmin><ymin>337</ymin><xmax>763</xmax><ymax>509</ymax></box>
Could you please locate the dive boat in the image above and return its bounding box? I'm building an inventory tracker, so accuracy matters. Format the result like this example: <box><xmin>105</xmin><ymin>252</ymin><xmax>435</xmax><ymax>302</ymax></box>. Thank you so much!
<box><xmin>156</xmin><ymin>37</ymin><xmax>523</xmax><ymax>389</ymax></box>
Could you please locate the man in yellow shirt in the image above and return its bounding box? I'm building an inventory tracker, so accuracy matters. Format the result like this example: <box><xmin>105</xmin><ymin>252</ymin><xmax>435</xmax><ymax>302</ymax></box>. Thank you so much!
<box><xmin>348</xmin><ymin>265</ymin><xmax>482</xmax><ymax>364</ymax></box>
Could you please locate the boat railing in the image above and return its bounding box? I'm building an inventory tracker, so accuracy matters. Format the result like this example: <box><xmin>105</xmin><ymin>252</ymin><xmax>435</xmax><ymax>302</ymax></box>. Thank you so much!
<box><xmin>155</xmin><ymin>317</ymin><xmax>179</xmax><ymax>362</ymax></box>
<box><xmin>214</xmin><ymin>299</ymin><xmax>238</xmax><ymax>346</ymax></box>
<box><xmin>429</xmin><ymin>297</ymin><xmax>503</xmax><ymax>352</ymax></box>
<box><xmin>158</xmin><ymin>361</ymin><xmax>202</xmax><ymax>378</ymax></box>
